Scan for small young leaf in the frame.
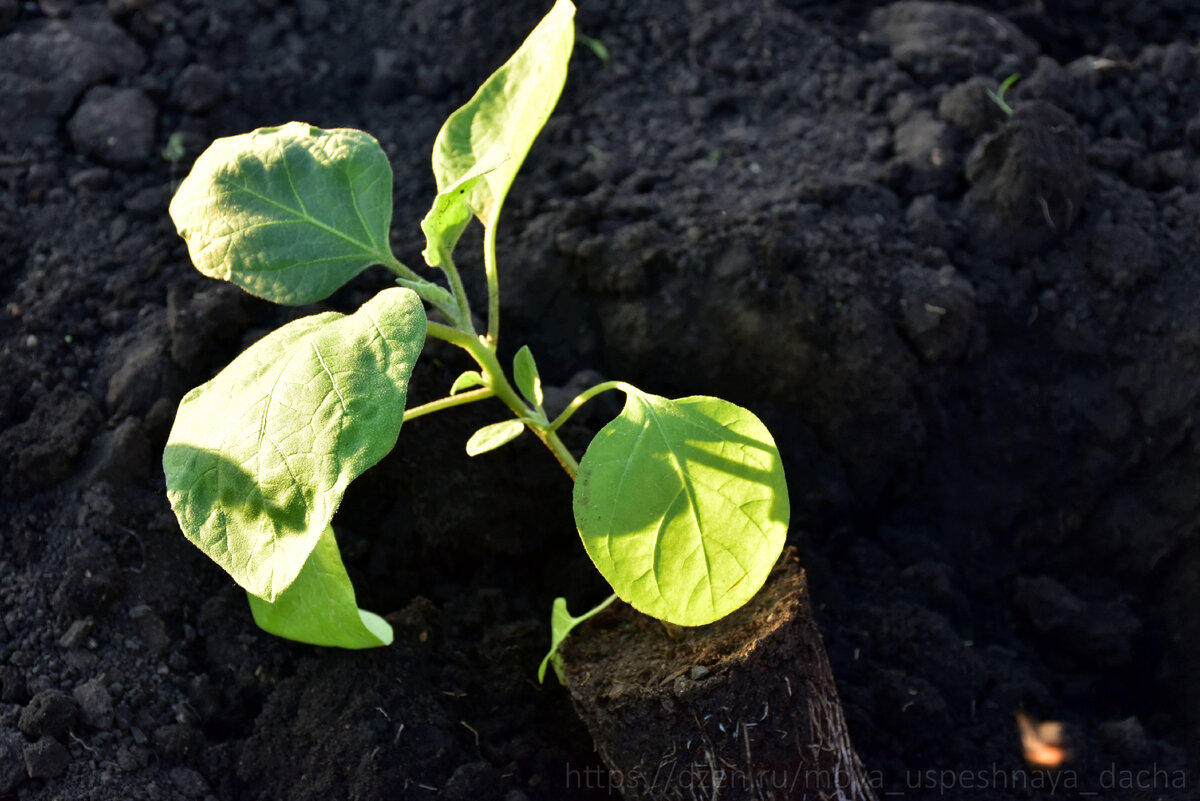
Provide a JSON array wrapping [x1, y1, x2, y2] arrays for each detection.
[[421, 148, 507, 271], [450, 370, 487, 395], [573, 390, 790, 626], [247, 524, 393, 649], [169, 122, 397, 305], [465, 419, 525, 456], [164, 288, 426, 602], [431, 0, 574, 230], [513, 345, 543, 408], [537, 594, 617, 684], [395, 277, 459, 326]]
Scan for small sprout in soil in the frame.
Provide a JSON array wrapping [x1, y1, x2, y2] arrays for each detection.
[[161, 132, 186, 164], [986, 72, 1021, 117], [577, 33, 610, 64], [162, 0, 790, 671]]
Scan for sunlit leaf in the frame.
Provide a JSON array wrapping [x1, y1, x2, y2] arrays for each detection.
[[164, 288, 426, 601], [465, 419, 525, 456], [573, 389, 789, 626], [450, 370, 487, 395], [431, 0, 574, 229], [169, 122, 396, 305], [247, 524, 393, 649], [513, 345, 543, 409], [421, 147, 507, 271]]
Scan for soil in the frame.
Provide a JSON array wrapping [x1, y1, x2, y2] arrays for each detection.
[[1, 1, 1199, 800]]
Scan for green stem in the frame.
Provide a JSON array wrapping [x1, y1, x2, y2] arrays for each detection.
[[438, 254, 477, 336], [403, 387, 494, 422], [381, 252, 425, 285], [548, 380, 629, 432], [533, 428, 580, 480], [425, 322, 581, 480], [483, 222, 501, 346], [425, 321, 479, 350], [580, 593, 618, 621]]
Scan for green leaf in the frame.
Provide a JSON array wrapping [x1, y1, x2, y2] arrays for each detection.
[[577, 33, 610, 64], [513, 345, 543, 408], [169, 122, 397, 306], [164, 287, 427, 601], [537, 594, 616, 684], [395, 277, 459, 326], [431, 0, 575, 229], [420, 148, 507, 271], [573, 389, 790, 626], [450, 370, 487, 395], [247, 524, 393, 649], [465, 419, 525, 456]]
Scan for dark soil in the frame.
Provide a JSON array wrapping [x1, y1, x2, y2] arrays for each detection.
[[1, 1, 1199, 799]]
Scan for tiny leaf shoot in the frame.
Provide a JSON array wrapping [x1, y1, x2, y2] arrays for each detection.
[[420, 148, 508, 274], [513, 345, 544, 410], [577, 33, 610, 65], [450, 370, 488, 395], [538, 593, 617, 684], [986, 73, 1020, 117], [465, 419, 526, 456]]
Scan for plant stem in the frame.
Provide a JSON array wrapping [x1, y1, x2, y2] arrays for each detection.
[[403, 387, 494, 422], [576, 593, 618, 624], [483, 222, 501, 346], [438, 254, 477, 337], [548, 380, 628, 432], [425, 321, 580, 480], [381, 252, 426, 285], [533, 427, 580, 480]]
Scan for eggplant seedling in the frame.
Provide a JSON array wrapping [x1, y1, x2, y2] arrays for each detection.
[[162, 0, 790, 678]]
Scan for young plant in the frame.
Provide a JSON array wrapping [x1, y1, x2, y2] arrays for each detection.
[[987, 72, 1021, 117], [162, 0, 790, 676]]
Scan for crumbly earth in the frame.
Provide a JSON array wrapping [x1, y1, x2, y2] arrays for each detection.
[[1, 1, 1199, 799]]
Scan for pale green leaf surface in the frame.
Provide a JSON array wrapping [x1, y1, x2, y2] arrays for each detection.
[[420, 147, 507, 270], [513, 345, 543, 408], [395, 277, 458, 325], [247, 524, 393, 649], [169, 122, 396, 305], [431, 0, 574, 228], [465, 419, 525, 456], [450, 370, 487, 395], [164, 288, 426, 601], [573, 390, 789, 626]]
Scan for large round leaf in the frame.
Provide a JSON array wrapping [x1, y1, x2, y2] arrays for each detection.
[[169, 122, 396, 305], [573, 390, 789, 626], [164, 288, 426, 601]]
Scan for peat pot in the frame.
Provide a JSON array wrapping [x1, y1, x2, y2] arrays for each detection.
[[559, 548, 877, 801]]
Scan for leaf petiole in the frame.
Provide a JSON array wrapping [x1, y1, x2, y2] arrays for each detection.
[[483, 222, 501, 346], [437, 253, 477, 337], [403, 387, 495, 423], [538, 593, 618, 684], [548, 380, 629, 432]]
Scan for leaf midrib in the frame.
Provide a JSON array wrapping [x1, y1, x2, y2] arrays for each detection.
[[224, 180, 385, 263]]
